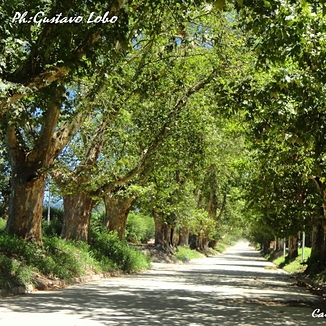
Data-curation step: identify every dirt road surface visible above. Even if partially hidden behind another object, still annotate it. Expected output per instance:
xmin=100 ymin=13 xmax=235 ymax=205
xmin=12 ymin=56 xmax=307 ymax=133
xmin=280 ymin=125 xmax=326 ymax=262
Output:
xmin=0 ymin=241 xmax=325 ymax=326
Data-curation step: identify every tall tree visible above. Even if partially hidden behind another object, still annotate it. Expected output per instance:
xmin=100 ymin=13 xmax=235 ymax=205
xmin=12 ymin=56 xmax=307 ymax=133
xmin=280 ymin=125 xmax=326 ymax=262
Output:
xmin=0 ymin=0 xmax=213 ymax=243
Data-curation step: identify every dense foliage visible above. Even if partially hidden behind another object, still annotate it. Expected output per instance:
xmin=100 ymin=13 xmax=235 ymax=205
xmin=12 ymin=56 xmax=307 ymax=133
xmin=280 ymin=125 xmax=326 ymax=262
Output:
xmin=2 ymin=0 xmax=326 ymax=289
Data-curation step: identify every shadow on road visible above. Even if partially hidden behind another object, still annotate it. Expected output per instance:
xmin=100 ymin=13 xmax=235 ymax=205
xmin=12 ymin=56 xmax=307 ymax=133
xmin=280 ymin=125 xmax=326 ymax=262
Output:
xmin=0 ymin=242 xmax=325 ymax=326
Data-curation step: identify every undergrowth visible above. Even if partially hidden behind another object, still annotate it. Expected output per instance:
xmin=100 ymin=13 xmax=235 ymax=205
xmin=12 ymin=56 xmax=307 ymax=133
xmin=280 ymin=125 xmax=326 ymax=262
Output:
xmin=0 ymin=219 xmax=150 ymax=291
xmin=273 ymin=247 xmax=311 ymax=274
xmin=174 ymin=246 xmax=203 ymax=262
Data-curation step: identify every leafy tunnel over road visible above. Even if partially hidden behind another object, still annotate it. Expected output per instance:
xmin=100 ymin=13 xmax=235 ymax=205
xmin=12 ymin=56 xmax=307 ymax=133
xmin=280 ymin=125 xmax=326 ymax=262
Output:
xmin=0 ymin=242 xmax=324 ymax=325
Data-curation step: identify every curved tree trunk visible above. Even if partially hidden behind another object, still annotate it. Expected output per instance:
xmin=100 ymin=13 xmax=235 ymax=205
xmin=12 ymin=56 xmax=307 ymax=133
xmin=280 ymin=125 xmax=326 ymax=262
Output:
xmin=103 ymin=193 xmax=134 ymax=239
xmin=61 ymin=193 xmax=96 ymax=242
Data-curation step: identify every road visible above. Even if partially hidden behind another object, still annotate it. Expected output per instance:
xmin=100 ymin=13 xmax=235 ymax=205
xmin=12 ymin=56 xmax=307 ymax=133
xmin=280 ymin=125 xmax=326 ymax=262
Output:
xmin=0 ymin=241 xmax=325 ymax=326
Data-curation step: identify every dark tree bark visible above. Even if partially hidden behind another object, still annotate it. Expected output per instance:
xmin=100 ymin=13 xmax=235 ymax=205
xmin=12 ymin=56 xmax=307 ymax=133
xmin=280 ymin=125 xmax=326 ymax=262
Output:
xmin=61 ymin=193 xmax=96 ymax=242
xmin=309 ymin=178 xmax=326 ymax=263
xmin=103 ymin=193 xmax=134 ymax=239
xmin=189 ymin=234 xmax=209 ymax=251
xmin=311 ymin=219 xmax=326 ymax=260
xmin=153 ymin=209 xmax=175 ymax=253
xmin=276 ymin=238 xmax=284 ymax=251
xmin=287 ymin=235 xmax=298 ymax=260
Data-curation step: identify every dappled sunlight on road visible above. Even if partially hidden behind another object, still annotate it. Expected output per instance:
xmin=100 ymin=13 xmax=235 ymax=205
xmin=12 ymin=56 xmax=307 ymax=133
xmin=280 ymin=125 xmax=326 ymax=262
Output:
xmin=0 ymin=242 xmax=325 ymax=325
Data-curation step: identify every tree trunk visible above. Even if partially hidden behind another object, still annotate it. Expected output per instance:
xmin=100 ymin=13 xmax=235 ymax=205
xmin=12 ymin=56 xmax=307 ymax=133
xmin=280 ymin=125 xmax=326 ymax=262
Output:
xmin=209 ymin=240 xmax=219 ymax=248
xmin=154 ymin=220 xmax=172 ymax=247
xmin=5 ymin=166 xmax=46 ymax=243
xmin=311 ymin=220 xmax=326 ymax=260
xmin=189 ymin=234 xmax=209 ymax=251
xmin=153 ymin=210 xmax=174 ymax=253
xmin=5 ymin=86 xmax=84 ymax=244
xmin=61 ymin=193 xmax=96 ymax=242
xmin=103 ymin=193 xmax=134 ymax=239
xmin=276 ymin=238 xmax=284 ymax=251
xmin=179 ymin=227 xmax=189 ymax=246
xmin=287 ymin=235 xmax=298 ymax=260
xmin=197 ymin=235 xmax=209 ymax=251
xmin=171 ymin=228 xmax=179 ymax=247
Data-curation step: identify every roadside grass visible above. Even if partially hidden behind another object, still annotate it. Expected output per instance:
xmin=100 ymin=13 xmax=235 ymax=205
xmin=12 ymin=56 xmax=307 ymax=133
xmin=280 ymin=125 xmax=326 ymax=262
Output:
xmin=215 ymin=243 xmax=227 ymax=253
xmin=273 ymin=247 xmax=311 ymax=274
xmin=0 ymin=219 xmax=150 ymax=291
xmin=174 ymin=246 xmax=203 ymax=262
xmin=174 ymin=242 xmax=228 ymax=262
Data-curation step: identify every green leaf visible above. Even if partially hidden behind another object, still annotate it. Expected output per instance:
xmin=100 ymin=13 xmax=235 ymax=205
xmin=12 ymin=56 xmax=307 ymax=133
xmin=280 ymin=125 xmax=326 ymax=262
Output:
xmin=213 ymin=0 xmax=226 ymax=10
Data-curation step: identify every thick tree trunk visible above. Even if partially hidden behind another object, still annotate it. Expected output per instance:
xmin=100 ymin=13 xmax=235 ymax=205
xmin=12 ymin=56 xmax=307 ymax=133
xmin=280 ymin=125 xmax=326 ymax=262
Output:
xmin=103 ymin=194 xmax=134 ymax=239
xmin=153 ymin=210 xmax=175 ymax=254
xmin=209 ymin=240 xmax=219 ymax=248
xmin=179 ymin=227 xmax=189 ymax=246
xmin=61 ymin=193 xmax=96 ymax=242
xmin=197 ymin=235 xmax=209 ymax=251
xmin=276 ymin=238 xmax=284 ymax=251
xmin=287 ymin=235 xmax=298 ymax=260
xmin=5 ymin=86 xmax=84 ymax=243
xmin=311 ymin=220 xmax=326 ymax=260
xmin=154 ymin=220 xmax=172 ymax=247
xmin=5 ymin=166 xmax=46 ymax=243
xmin=189 ymin=234 xmax=209 ymax=251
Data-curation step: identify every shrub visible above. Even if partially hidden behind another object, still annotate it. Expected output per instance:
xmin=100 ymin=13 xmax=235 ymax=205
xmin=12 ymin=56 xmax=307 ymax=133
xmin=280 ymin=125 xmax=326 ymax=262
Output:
xmin=42 ymin=207 xmax=64 ymax=237
xmin=126 ymin=212 xmax=155 ymax=244
xmin=90 ymin=231 xmax=150 ymax=272
xmin=0 ymin=226 xmax=151 ymax=292
xmin=0 ymin=252 xmax=33 ymax=289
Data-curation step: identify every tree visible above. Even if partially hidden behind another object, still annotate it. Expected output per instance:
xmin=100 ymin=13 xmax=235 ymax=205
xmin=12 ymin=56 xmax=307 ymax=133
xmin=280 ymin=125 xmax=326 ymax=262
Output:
xmin=234 ymin=1 xmax=326 ymax=259
xmin=1 ymin=0 xmax=215 ymax=244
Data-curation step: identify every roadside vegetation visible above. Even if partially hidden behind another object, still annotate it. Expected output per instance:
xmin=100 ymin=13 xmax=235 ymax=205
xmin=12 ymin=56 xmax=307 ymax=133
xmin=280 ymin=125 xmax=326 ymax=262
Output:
xmin=174 ymin=246 xmax=204 ymax=262
xmin=0 ymin=219 xmax=150 ymax=291
xmin=2 ymin=0 xmax=326 ymax=295
xmin=271 ymin=247 xmax=311 ymax=274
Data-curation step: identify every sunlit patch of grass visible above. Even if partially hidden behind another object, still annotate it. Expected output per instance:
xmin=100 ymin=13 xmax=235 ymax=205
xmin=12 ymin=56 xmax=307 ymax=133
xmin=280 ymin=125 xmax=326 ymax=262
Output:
xmin=273 ymin=247 xmax=311 ymax=274
xmin=216 ymin=243 xmax=227 ymax=253
xmin=174 ymin=246 xmax=203 ymax=262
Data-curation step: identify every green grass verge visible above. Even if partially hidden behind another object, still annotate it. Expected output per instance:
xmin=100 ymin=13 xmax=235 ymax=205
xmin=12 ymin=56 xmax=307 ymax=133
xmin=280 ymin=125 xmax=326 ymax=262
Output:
xmin=273 ymin=247 xmax=311 ymax=274
xmin=0 ymin=220 xmax=150 ymax=291
xmin=174 ymin=246 xmax=203 ymax=262
xmin=173 ymin=242 xmax=228 ymax=262
xmin=215 ymin=243 xmax=227 ymax=253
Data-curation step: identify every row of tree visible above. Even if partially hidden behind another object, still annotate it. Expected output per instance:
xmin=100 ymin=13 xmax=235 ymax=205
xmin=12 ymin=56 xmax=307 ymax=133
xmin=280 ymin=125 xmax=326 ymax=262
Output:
xmin=235 ymin=0 xmax=326 ymax=265
xmin=0 ymin=0 xmax=250 ymax=250
xmin=2 ymin=0 xmax=326 ymax=269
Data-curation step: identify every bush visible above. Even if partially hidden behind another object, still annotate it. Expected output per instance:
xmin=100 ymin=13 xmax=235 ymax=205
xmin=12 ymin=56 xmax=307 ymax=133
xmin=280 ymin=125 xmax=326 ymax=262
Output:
xmin=42 ymin=207 xmax=64 ymax=237
xmin=90 ymin=230 xmax=150 ymax=272
xmin=41 ymin=237 xmax=92 ymax=279
xmin=0 ymin=226 xmax=151 ymax=292
xmin=125 ymin=212 xmax=155 ymax=244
